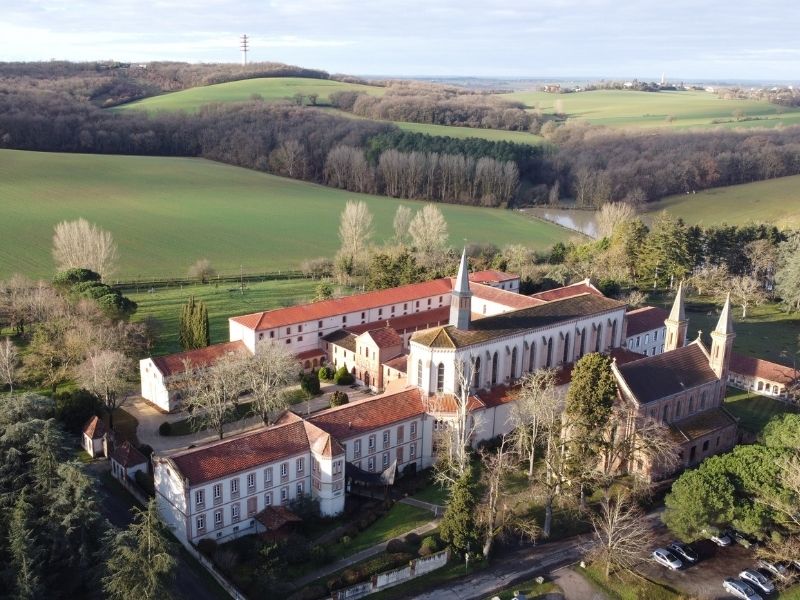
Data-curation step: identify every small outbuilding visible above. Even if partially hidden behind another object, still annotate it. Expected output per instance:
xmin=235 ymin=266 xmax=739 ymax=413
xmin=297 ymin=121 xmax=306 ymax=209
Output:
xmin=82 ymin=415 xmax=107 ymax=458
xmin=110 ymin=441 xmax=148 ymax=484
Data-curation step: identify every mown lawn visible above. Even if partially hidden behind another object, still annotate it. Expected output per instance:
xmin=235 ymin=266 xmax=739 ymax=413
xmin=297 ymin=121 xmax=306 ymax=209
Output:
xmin=0 ymin=149 xmax=572 ymax=280
xmin=128 ymin=278 xmax=322 ymax=355
xmin=580 ymin=564 xmax=685 ymax=600
xmin=411 ymin=482 xmax=449 ymax=505
xmin=724 ymin=387 xmax=798 ymax=435
xmin=490 ymin=577 xmax=559 ymax=600
xmin=329 ymin=503 xmax=433 ymax=560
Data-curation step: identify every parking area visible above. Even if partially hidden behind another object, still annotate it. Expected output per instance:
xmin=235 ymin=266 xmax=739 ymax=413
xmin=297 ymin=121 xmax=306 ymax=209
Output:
xmin=639 ymin=523 xmax=770 ymax=600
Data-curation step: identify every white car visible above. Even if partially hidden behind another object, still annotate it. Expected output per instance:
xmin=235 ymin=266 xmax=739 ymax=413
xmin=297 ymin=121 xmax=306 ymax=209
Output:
xmin=757 ymin=559 xmax=789 ymax=580
xmin=710 ymin=532 xmax=732 ymax=546
xmin=723 ymin=578 xmax=763 ymax=600
xmin=652 ymin=548 xmax=683 ymax=570
xmin=739 ymin=569 xmax=775 ymax=594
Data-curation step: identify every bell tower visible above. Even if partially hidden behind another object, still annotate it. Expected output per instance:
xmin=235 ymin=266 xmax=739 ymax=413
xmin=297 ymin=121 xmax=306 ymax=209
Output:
xmin=664 ymin=281 xmax=688 ymax=352
xmin=449 ymin=248 xmax=472 ymax=330
xmin=709 ymin=293 xmax=735 ymax=380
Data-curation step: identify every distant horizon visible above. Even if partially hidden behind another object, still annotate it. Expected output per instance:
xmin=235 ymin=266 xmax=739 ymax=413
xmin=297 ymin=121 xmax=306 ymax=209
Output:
xmin=3 ymin=1 xmax=799 ymax=81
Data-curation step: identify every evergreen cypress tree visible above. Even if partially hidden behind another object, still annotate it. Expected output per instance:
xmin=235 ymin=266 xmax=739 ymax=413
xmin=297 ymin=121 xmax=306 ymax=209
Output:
xmin=178 ymin=296 xmax=210 ymax=350
xmin=103 ymin=498 xmax=177 ymax=600
xmin=8 ymin=488 xmax=44 ymax=600
xmin=178 ymin=296 xmax=195 ymax=351
xmin=197 ymin=300 xmax=210 ymax=348
xmin=439 ymin=466 xmax=479 ymax=556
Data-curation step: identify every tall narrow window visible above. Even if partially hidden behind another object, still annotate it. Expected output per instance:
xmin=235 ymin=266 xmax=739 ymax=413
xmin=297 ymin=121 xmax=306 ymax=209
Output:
xmin=611 ymin=320 xmax=618 ymax=348
xmin=595 ymin=324 xmax=603 ymax=352
xmin=473 ymin=356 xmax=481 ymax=388
xmin=491 ymin=352 xmax=498 ymax=385
xmin=510 ymin=347 xmax=518 ymax=380
xmin=436 ymin=363 xmax=445 ymax=392
xmin=417 ymin=359 xmax=423 ymax=388
xmin=528 ymin=342 xmax=536 ymax=372
xmin=579 ymin=328 xmax=586 ymax=357
xmin=546 ymin=338 xmax=553 ymax=368
xmin=562 ymin=333 xmax=570 ymax=364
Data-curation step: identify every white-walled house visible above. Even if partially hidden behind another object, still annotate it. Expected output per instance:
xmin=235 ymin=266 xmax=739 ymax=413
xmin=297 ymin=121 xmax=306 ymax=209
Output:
xmin=82 ymin=415 xmax=107 ymax=458
xmin=625 ymin=306 xmax=669 ymax=357
xmin=729 ymin=352 xmax=798 ymax=398
xmin=110 ymin=441 xmax=148 ymax=483
xmin=139 ymin=341 xmax=248 ymax=412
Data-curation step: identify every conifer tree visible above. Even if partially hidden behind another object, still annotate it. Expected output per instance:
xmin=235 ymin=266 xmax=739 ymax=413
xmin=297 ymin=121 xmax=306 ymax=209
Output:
xmin=439 ymin=465 xmax=479 ymax=557
xmin=27 ymin=419 xmax=65 ymax=495
xmin=8 ymin=488 xmax=44 ymax=600
xmin=103 ymin=498 xmax=176 ymax=600
xmin=178 ymin=296 xmax=210 ymax=350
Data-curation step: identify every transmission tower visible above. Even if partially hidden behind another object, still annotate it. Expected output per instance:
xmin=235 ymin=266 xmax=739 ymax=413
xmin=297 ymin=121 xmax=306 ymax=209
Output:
xmin=240 ymin=34 xmax=249 ymax=66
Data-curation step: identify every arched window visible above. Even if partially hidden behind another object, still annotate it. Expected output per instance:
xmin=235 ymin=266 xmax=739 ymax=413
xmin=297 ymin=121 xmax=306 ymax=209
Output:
xmin=578 ymin=328 xmax=586 ymax=357
xmin=595 ymin=324 xmax=603 ymax=352
xmin=611 ymin=320 xmax=618 ymax=348
xmin=510 ymin=347 xmax=518 ymax=380
xmin=662 ymin=404 xmax=669 ymax=422
xmin=417 ymin=359 xmax=423 ymax=388
xmin=473 ymin=356 xmax=481 ymax=388
xmin=436 ymin=363 xmax=445 ymax=392
xmin=528 ymin=342 xmax=536 ymax=372
xmin=700 ymin=390 xmax=706 ymax=409
xmin=688 ymin=396 xmax=694 ymax=413
xmin=562 ymin=333 xmax=570 ymax=364
xmin=491 ymin=352 xmax=499 ymax=385
xmin=546 ymin=337 xmax=553 ymax=368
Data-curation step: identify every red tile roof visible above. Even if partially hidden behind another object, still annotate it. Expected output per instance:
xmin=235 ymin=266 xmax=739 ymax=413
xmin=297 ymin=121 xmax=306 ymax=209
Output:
xmin=384 ymin=354 xmax=408 ymax=373
xmin=83 ymin=415 xmax=107 ymax=439
xmin=626 ymin=306 xmax=669 ymax=337
xmin=345 ymin=307 xmax=450 ymax=335
xmin=530 ymin=279 xmax=604 ymax=302
xmin=471 ymin=282 xmax=543 ymax=309
xmin=151 ymin=341 xmax=249 ymax=377
xmin=308 ymin=387 xmax=425 ymax=440
xmin=363 ymin=327 xmax=403 ymax=349
xmin=255 ymin=505 xmax=302 ymax=530
xmin=111 ymin=441 xmax=147 ymax=468
xmin=610 ymin=347 xmax=648 ymax=365
xmin=231 ymin=278 xmax=454 ymax=331
xmin=296 ymin=348 xmax=326 ymax=360
xmin=425 ymin=393 xmax=486 ymax=413
xmin=476 ymin=385 xmax=520 ymax=408
xmin=469 ymin=269 xmax=519 ymax=284
xmin=730 ymin=352 xmax=798 ymax=385
xmin=167 ymin=420 xmax=311 ymax=486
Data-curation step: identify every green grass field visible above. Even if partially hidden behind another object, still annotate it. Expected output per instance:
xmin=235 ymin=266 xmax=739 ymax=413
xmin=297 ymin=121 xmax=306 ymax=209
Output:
xmin=0 ymin=149 xmax=572 ymax=280
xmin=646 ymin=174 xmax=800 ymax=229
xmin=128 ymin=278 xmax=323 ymax=355
xmin=724 ymin=387 xmax=798 ymax=435
xmin=115 ymin=76 xmax=385 ymax=112
xmin=497 ymin=89 xmax=800 ymax=130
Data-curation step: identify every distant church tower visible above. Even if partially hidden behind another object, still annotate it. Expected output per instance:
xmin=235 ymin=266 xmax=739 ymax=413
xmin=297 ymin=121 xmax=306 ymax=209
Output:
xmin=709 ymin=293 xmax=735 ymax=380
xmin=450 ymin=249 xmax=472 ymax=330
xmin=664 ymin=281 xmax=688 ymax=352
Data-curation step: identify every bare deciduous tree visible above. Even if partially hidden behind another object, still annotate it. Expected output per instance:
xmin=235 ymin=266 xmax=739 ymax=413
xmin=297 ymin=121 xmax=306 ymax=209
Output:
xmin=268 ymin=139 xmax=306 ymax=179
xmin=688 ymin=264 xmax=729 ymax=295
xmin=188 ymin=258 xmax=216 ymax=284
xmin=587 ymin=489 xmax=654 ymax=579
xmin=181 ymin=354 xmax=246 ymax=440
xmin=338 ymin=200 xmax=374 ymax=270
xmin=409 ymin=204 xmax=449 ymax=268
xmin=244 ymin=344 xmax=299 ymax=424
xmin=77 ymin=349 xmax=131 ymax=429
xmin=52 ymin=218 xmax=118 ymax=279
xmin=392 ymin=205 xmax=413 ymax=246
xmin=724 ymin=274 xmax=767 ymax=318
xmin=623 ymin=290 xmax=648 ymax=308
xmin=0 ymin=336 xmax=19 ymax=394
xmin=511 ymin=368 xmax=560 ymax=477
xmin=596 ymin=202 xmax=636 ymax=239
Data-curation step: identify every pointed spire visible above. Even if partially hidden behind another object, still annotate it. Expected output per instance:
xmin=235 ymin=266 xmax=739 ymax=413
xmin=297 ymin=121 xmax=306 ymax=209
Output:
xmin=454 ymin=247 xmax=470 ymax=295
xmin=668 ymin=281 xmax=686 ymax=323
xmin=715 ymin=293 xmax=734 ymax=335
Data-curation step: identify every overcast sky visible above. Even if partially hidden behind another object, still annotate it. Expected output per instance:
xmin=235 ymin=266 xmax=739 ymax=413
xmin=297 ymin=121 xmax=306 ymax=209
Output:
xmin=3 ymin=0 xmax=799 ymax=81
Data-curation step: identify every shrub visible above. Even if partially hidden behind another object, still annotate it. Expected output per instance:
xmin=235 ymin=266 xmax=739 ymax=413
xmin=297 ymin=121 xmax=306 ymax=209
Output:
xmin=404 ymin=532 xmax=421 ymax=548
xmin=158 ymin=421 xmax=172 ymax=436
xmin=330 ymin=390 xmax=349 ymax=407
xmin=385 ymin=539 xmax=411 ymax=554
xmin=419 ymin=535 xmax=440 ymax=556
xmin=197 ymin=538 xmax=217 ymax=558
xmin=54 ymin=389 xmax=101 ymax=434
xmin=333 ymin=366 xmax=354 ymax=385
xmin=318 ymin=366 xmax=334 ymax=381
xmin=52 ymin=268 xmax=101 ymax=289
xmin=339 ymin=535 xmax=352 ymax=545
xmin=300 ymin=373 xmax=321 ymax=396
xmin=598 ymin=278 xmax=622 ymax=298
xmin=310 ymin=544 xmax=332 ymax=565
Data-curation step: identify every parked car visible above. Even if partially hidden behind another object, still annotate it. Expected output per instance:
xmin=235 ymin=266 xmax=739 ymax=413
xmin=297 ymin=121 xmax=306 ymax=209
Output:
xmin=730 ymin=529 xmax=757 ymax=549
xmin=757 ymin=559 xmax=790 ymax=580
xmin=723 ymin=578 xmax=763 ymax=600
xmin=668 ymin=541 xmax=698 ymax=564
xmin=652 ymin=548 xmax=683 ymax=570
xmin=710 ymin=531 xmax=732 ymax=546
xmin=739 ymin=569 xmax=775 ymax=594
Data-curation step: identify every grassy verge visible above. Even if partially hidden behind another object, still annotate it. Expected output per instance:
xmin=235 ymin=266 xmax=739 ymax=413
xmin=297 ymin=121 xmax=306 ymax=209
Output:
xmin=724 ymin=386 xmax=798 ymax=435
xmin=411 ymin=482 xmax=449 ymax=505
xmin=489 ymin=577 xmax=559 ymax=600
xmin=329 ymin=503 xmax=433 ymax=559
xmin=779 ymin=584 xmax=800 ymax=599
xmin=367 ymin=556 xmax=489 ymax=600
xmin=580 ymin=564 xmax=685 ymax=600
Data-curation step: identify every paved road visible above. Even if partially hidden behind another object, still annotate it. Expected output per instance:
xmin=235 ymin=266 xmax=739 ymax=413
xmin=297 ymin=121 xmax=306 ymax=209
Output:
xmin=551 ymin=566 xmax=608 ymax=600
